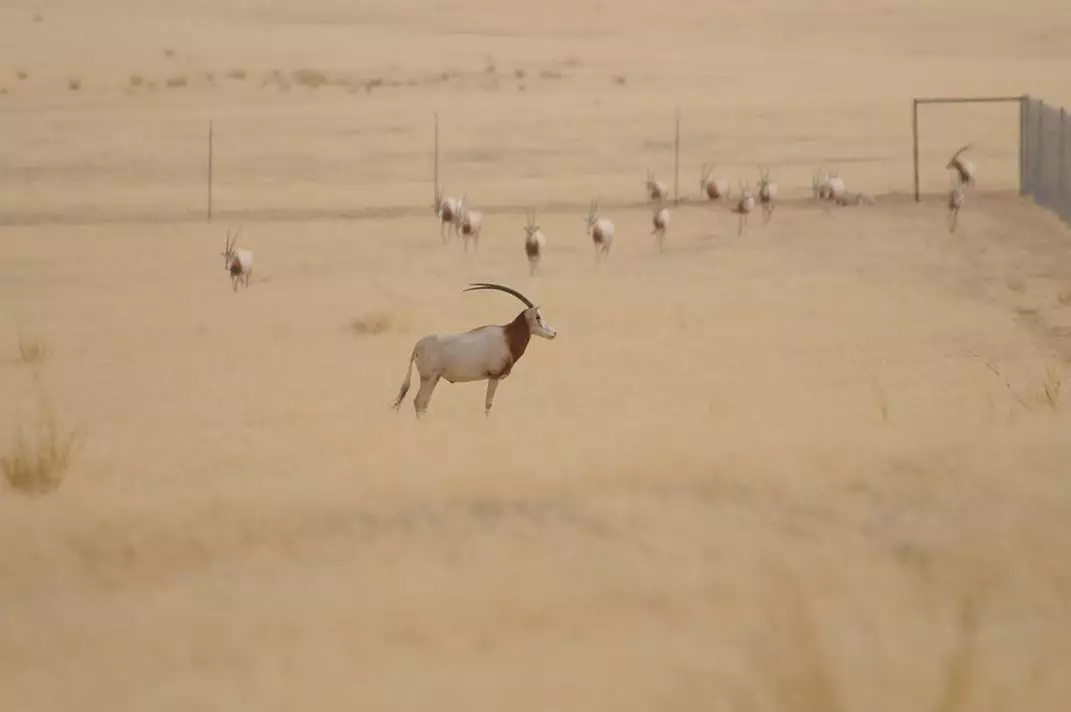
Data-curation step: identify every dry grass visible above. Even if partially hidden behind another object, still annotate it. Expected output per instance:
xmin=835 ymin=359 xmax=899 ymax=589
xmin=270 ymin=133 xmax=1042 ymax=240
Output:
xmin=16 ymin=69 xmax=27 ymax=80
xmin=17 ymin=333 xmax=49 ymax=364
xmin=292 ymin=68 xmax=329 ymax=89
xmin=128 ymin=73 xmax=145 ymax=88
xmin=1 ymin=398 xmax=78 ymax=496
xmin=349 ymin=310 xmax=400 ymax=337
xmin=226 ymin=68 xmax=247 ymax=81
xmin=1058 ymin=288 xmax=1071 ymax=305
xmin=164 ymin=74 xmax=188 ymax=89
xmin=67 ymin=77 xmax=81 ymax=91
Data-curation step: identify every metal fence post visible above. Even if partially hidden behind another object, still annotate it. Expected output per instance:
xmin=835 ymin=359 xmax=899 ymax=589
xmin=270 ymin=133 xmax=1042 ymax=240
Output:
xmin=1018 ymin=96 xmax=1028 ymax=197
xmin=1036 ymin=100 xmax=1045 ymax=205
xmin=1059 ymin=108 xmax=1067 ymax=219
xmin=912 ymin=99 xmax=920 ymax=201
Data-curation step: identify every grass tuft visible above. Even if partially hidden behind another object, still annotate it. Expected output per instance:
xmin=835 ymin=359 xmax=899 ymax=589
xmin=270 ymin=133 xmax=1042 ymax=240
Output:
xmin=349 ymin=310 xmax=399 ymax=337
xmin=17 ymin=333 xmax=49 ymax=364
xmin=67 ymin=77 xmax=81 ymax=91
xmin=2 ymin=399 xmax=78 ymax=496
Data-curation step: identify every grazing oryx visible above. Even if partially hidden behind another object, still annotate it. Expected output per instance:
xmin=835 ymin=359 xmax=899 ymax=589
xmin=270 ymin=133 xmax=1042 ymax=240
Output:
xmin=835 ymin=191 xmax=876 ymax=207
xmin=645 ymin=170 xmax=670 ymax=202
xmin=523 ymin=210 xmax=545 ymax=275
xmin=651 ymin=199 xmax=670 ymax=252
xmin=221 ymin=228 xmax=254 ymax=292
xmin=947 ymin=143 xmax=976 ymax=188
xmin=757 ymin=165 xmax=778 ymax=224
xmin=435 ymin=187 xmax=462 ymax=243
xmin=391 ymin=282 xmax=557 ymax=418
xmin=585 ymin=199 xmax=614 ymax=263
xmin=948 ymin=179 xmax=965 ymax=233
xmin=730 ymin=182 xmax=755 ymax=236
xmin=454 ymin=194 xmax=484 ymax=253
xmin=699 ymin=163 xmax=731 ymax=205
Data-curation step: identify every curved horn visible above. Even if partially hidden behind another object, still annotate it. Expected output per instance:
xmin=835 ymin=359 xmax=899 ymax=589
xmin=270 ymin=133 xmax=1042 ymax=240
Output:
xmin=463 ymin=282 xmax=535 ymax=308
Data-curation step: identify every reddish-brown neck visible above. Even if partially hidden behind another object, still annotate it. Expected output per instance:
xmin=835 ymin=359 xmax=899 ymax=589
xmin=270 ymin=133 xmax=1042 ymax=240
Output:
xmin=504 ymin=310 xmax=532 ymax=364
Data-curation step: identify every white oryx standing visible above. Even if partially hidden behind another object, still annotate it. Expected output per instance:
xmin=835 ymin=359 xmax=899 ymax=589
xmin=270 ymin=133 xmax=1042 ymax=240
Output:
xmin=730 ymin=182 xmax=755 ymax=236
xmin=947 ymin=143 xmax=976 ymax=189
xmin=454 ymin=194 xmax=484 ymax=253
xmin=523 ymin=210 xmax=545 ymax=275
xmin=435 ymin=187 xmax=462 ymax=243
xmin=757 ymin=165 xmax=778 ymax=224
xmin=812 ymin=166 xmax=845 ymax=204
xmin=651 ymin=198 xmax=670 ymax=252
xmin=221 ymin=228 xmax=254 ymax=292
xmin=585 ymin=199 xmax=614 ymax=263
xmin=645 ymin=170 xmax=670 ymax=203
xmin=392 ymin=282 xmax=557 ymax=418
xmin=699 ymin=162 xmax=731 ymax=205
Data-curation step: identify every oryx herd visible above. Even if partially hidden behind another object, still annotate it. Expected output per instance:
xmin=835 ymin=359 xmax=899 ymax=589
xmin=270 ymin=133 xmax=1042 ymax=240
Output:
xmin=217 ymin=145 xmax=978 ymax=417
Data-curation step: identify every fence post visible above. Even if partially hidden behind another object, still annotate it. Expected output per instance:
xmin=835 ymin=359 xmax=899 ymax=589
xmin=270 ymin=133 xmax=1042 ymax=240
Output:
xmin=1018 ymin=96 xmax=1027 ymax=196
xmin=207 ymin=119 xmax=213 ymax=222
xmin=1036 ymin=100 xmax=1045 ymax=205
xmin=674 ymin=107 xmax=681 ymax=206
xmin=912 ymin=99 xmax=920 ymax=201
xmin=1059 ymin=108 xmax=1067 ymax=218
xmin=433 ymin=112 xmax=439 ymax=205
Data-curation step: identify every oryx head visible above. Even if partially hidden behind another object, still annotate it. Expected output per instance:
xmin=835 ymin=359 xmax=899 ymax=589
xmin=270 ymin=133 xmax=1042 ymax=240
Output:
xmin=463 ymin=281 xmax=557 ymax=340
xmin=523 ymin=210 xmax=540 ymax=239
xmin=585 ymin=199 xmax=599 ymax=231
xmin=221 ymin=228 xmax=240 ymax=270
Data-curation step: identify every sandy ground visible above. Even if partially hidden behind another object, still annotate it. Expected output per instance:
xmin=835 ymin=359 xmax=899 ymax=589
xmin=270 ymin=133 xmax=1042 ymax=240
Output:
xmin=3 ymin=1 xmax=1071 ymax=710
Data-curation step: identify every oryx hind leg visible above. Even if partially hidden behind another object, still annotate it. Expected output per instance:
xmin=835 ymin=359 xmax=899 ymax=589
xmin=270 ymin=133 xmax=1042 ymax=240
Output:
xmin=414 ymin=375 xmax=441 ymax=418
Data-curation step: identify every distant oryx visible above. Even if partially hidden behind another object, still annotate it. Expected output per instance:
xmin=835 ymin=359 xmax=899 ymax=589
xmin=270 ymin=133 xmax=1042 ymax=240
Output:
xmin=651 ymin=198 xmax=670 ymax=252
xmin=948 ymin=177 xmax=965 ymax=233
xmin=645 ymin=170 xmax=670 ymax=203
xmin=812 ymin=166 xmax=845 ymax=205
xmin=730 ymin=182 xmax=755 ymax=236
xmin=947 ymin=143 xmax=976 ymax=188
xmin=221 ymin=228 xmax=254 ymax=292
xmin=585 ymin=199 xmax=614 ymax=263
xmin=435 ymin=187 xmax=462 ymax=243
xmin=523 ymin=210 xmax=545 ymax=275
xmin=699 ymin=162 xmax=731 ymax=205
xmin=391 ymin=282 xmax=557 ymax=418
xmin=454 ymin=194 xmax=484 ymax=252
xmin=757 ymin=165 xmax=777 ymax=224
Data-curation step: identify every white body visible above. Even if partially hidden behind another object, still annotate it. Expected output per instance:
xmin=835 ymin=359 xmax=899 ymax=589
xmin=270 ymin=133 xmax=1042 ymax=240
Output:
xmin=948 ymin=186 xmax=964 ymax=233
xmin=457 ymin=206 xmax=483 ymax=252
xmin=525 ymin=231 xmax=545 ymax=274
xmin=221 ymin=229 xmax=254 ymax=292
xmin=392 ymin=283 xmax=557 ymax=417
xmin=651 ymin=206 xmax=670 ymax=251
xmin=731 ymin=184 xmax=755 ymax=236
xmin=700 ymin=163 xmax=731 ymax=203
xmin=813 ymin=170 xmax=845 ymax=202
xmin=646 ymin=170 xmax=669 ymax=202
xmin=586 ymin=200 xmax=614 ymax=262
xmin=436 ymin=191 xmax=462 ymax=242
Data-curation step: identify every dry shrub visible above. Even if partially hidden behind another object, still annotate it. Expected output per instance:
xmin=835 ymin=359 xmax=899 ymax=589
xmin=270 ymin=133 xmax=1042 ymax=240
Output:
xmin=2 ymin=399 xmax=78 ymax=496
xmin=613 ymin=73 xmax=628 ymax=86
xmin=17 ymin=333 xmax=49 ymax=364
xmin=349 ymin=310 xmax=400 ymax=337
xmin=292 ymin=68 xmax=329 ymax=89
xmin=164 ymin=74 xmax=188 ymax=89
xmin=128 ymin=74 xmax=145 ymax=88
xmin=67 ymin=77 xmax=81 ymax=91
xmin=226 ymin=68 xmax=247 ymax=81
xmin=539 ymin=69 xmax=564 ymax=80
xmin=16 ymin=70 xmax=28 ymax=80
xmin=1057 ymin=288 xmax=1071 ymax=305
xmin=514 ymin=68 xmax=526 ymax=80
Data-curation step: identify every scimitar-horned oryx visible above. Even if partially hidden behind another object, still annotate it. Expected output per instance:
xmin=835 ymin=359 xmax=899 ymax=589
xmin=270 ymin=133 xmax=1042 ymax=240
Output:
xmin=392 ymin=282 xmax=557 ymax=418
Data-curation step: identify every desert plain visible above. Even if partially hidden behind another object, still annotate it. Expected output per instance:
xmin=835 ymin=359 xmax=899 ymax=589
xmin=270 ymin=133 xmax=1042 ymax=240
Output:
xmin=3 ymin=0 xmax=1071 ymax=710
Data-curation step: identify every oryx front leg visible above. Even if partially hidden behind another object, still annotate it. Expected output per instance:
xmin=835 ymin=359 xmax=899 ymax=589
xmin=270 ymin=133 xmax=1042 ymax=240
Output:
xmin=484 ymin=378 xmax=500 ymax=416
xmin=414 ymin=374 xmax=441 ymax=418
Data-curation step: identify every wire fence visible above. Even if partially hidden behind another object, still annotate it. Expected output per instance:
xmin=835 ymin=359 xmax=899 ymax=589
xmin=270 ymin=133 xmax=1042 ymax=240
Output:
xmin=1022 ymin=96 xmax=1071 ymax=226
xmin=0 ymin=96 xmax=1032 ymax=226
